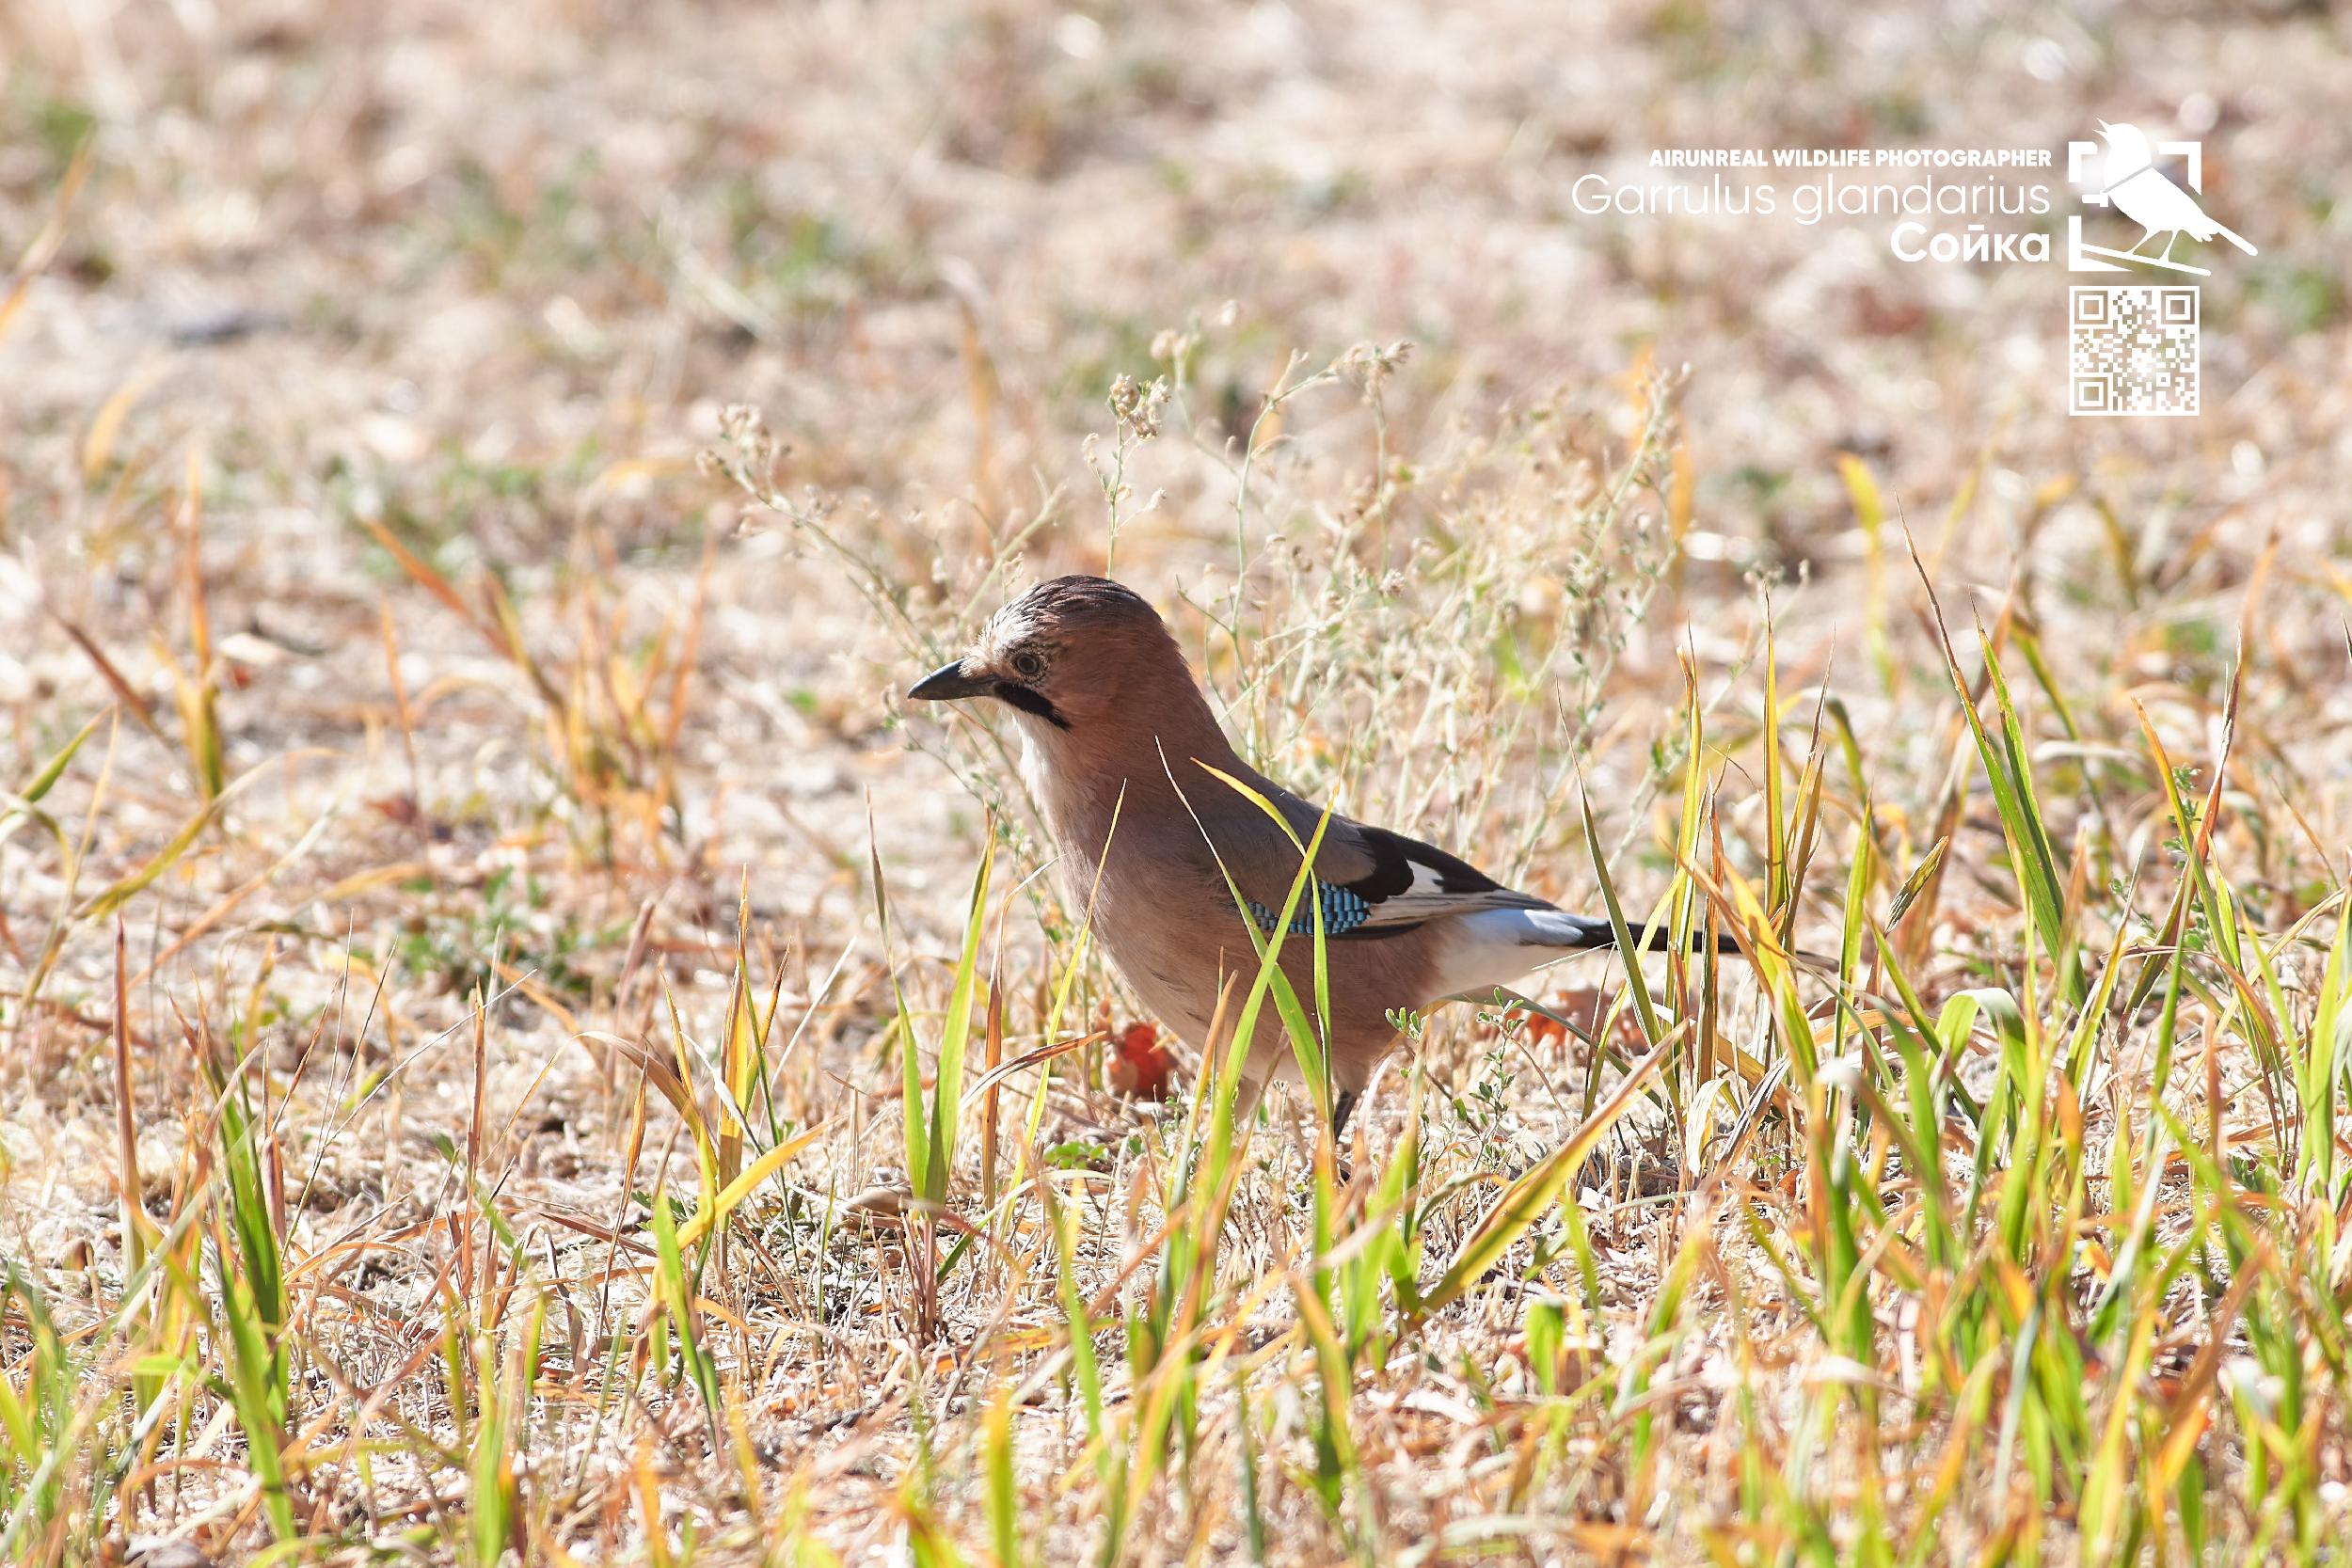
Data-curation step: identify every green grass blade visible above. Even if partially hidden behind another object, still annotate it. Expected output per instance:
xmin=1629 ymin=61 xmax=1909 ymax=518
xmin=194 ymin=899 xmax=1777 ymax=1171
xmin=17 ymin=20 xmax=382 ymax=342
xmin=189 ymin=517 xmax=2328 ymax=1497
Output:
xmin=927 ymin=832 xmax=996 ymax=1205
xmin=1578 ymin=796 xmax=1662 ymax=1047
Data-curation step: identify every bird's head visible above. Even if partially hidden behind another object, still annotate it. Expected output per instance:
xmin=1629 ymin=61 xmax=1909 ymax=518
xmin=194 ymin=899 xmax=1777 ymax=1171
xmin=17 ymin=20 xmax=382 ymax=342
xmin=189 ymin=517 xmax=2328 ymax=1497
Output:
xmin=905 ymin=575 xmax=1180 ymax=736
xmin=2095 ymin=120 xmax=2153 ymax=166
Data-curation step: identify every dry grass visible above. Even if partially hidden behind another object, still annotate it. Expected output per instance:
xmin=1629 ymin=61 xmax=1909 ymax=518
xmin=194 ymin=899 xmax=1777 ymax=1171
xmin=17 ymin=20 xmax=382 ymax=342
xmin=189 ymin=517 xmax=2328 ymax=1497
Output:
xmin=6 ymin=2 xmax=2352 ymax=1563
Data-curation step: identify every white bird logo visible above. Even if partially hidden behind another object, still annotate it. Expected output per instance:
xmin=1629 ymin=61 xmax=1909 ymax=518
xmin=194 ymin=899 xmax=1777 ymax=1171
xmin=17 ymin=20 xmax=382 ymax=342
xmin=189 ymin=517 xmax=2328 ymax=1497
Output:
xmin=2093 ymin=120 xmax=2257 ymax=265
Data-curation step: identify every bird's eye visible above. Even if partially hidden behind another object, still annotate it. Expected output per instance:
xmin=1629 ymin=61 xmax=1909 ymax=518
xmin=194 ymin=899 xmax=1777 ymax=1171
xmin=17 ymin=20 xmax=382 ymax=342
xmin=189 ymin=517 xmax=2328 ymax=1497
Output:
xmin=1009 ymin=650 xmax=1047 ymax=682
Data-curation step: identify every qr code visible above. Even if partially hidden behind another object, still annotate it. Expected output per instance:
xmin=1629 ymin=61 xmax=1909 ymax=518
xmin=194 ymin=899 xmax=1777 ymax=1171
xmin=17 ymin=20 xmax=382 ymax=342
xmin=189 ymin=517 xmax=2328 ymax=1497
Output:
xmin=2070 ymin=286 xmax=2199 ymax=417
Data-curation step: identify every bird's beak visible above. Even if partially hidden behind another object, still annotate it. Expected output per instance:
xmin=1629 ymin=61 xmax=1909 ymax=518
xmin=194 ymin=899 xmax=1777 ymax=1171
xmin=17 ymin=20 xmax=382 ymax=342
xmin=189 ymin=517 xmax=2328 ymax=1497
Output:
xmin=906 ymin=657 xmax=993 ymax=703
xmin=2095 ymin=119 xmax=2113 ymax=136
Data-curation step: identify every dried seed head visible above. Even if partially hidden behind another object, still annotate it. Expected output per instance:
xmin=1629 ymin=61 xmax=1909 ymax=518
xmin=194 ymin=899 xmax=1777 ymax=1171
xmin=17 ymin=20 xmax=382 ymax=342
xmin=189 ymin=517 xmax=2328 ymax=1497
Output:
xmin=1339 ymin=339 xmax=1414 ymax=393
xmin=1106 ymin=374 xmax=1170 ymax=440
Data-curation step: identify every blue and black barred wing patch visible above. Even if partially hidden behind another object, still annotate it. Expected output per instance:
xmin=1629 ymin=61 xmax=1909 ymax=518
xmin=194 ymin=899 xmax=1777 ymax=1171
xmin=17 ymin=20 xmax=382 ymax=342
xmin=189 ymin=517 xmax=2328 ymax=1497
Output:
xmin=1245 ymin=881 xmax=1375 ymax=937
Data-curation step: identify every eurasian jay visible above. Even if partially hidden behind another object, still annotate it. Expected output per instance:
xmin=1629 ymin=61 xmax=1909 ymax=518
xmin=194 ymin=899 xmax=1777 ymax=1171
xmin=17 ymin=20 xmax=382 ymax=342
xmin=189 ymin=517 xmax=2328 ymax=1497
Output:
xmin=907 ymin=576 xmax=1702 ymax=1132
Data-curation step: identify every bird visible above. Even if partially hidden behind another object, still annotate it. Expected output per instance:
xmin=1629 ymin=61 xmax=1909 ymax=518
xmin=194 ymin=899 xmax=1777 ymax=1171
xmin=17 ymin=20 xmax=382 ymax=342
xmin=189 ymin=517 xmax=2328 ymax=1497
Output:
xmin=906 ymin=575 xmax=1731 ymax=1134
xmin=2093 ymin=120 xmax=2256 ymax=266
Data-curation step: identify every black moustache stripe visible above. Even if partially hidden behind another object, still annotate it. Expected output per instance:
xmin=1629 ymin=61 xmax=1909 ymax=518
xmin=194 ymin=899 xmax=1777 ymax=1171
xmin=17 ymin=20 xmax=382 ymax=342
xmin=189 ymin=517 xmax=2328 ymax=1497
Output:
xmin=993 ymin=682 xmax=1071 ymax=730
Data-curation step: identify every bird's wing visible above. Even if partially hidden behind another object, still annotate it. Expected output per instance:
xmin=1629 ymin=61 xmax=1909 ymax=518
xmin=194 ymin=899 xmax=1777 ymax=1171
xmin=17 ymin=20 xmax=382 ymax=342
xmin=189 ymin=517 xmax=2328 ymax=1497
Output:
xmin=1181 ymin=769 xmax=1549 ymax=936
xmin=1306 ymin=819 xmax=1554 ymax=931
xmin=1168 ymin=759 xmax=1748 ymax=973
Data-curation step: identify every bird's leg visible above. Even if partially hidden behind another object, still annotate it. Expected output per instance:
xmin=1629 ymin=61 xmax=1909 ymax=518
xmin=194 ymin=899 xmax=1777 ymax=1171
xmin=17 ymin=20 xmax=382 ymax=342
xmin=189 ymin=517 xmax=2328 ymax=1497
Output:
xmin=2157 ymin=230 xmax=2180 ymax=265
xmin=1324 ymin=1088 xmax=1361 ymax=1188
xmin=1330 ymin=1088 xmax=1361 ymax=1140
xmin=2124 ymin=228 xmax=2161 ymax=257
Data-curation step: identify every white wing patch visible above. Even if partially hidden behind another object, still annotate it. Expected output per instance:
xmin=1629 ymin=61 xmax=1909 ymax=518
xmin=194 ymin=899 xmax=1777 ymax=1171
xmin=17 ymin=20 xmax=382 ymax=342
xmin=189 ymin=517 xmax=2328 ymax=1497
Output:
xmin=1352 ymin=852 xmax=1548 ymax=927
